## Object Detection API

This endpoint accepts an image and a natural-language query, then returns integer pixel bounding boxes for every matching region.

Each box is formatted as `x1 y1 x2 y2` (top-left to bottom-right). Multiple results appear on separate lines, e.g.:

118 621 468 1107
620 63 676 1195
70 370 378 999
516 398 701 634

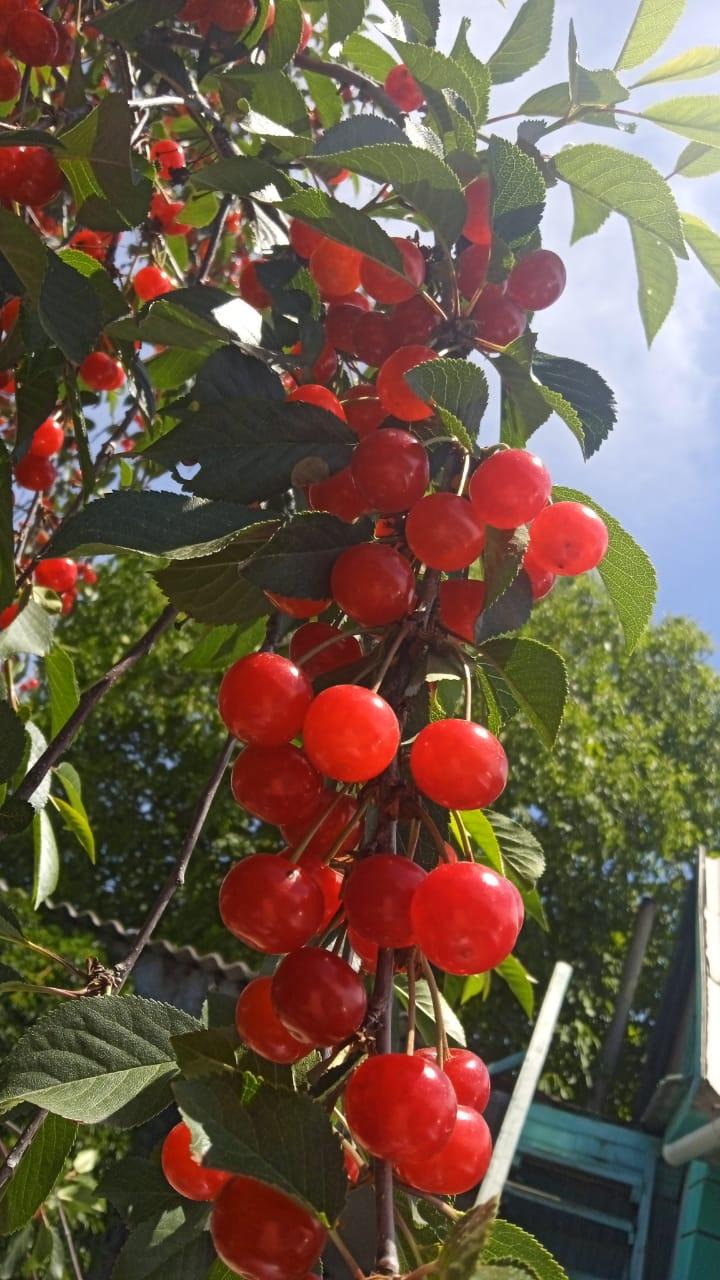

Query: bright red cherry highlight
235 977 311 1064
218 652 313 746
344 1054 457 1162
161 1122 230 1202
469 448 552 529
528 501 609 575
331 543 416 626
410 719 508 809
302 684 400 783
211 1175 326 1280
264 592 331 618
219 854 324 954
272 948 368 1045
412 862 522 974
405 494 486 572
345 854 426 948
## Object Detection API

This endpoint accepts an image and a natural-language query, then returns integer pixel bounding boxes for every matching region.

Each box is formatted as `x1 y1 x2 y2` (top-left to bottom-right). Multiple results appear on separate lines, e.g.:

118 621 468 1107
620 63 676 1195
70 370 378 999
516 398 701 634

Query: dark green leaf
478 636 568 749
495 954 536 1018
450 18 492 128
0 442 13 611
45 647 80 738
59 93 151 230
554 144 685 255
266 0 304 68
482 526 530 609
391 40 487 128
100 1157 181 1226
482 1219 570 1280
474 573 533 644
52 492 271 559
0 899 24 942
616 0 687 72
171 1028 238 1078
630 224 678 345
0 702 25 783
407 358 488 441
180 620 267 671
32 809 59 909
242 512 372 598
278 185 402 272
156 539 272 626
0 797 34 839
532 352 617 459
57 248 128 322
489 136 545 243
109 285 264 353
327 0 365 45
488 0 554 85
193 156 293 201
37 252 103 362
192 347 283 406
94 0 182 43
437 1199 498 1279
384 0 440 42
0 1114 77 1236
112 1202 213 1280
487 813 546 885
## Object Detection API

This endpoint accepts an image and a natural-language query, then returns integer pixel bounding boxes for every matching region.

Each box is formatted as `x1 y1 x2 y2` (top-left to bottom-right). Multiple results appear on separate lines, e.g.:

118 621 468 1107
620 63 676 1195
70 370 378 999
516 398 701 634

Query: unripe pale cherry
344 854 427 948
331 543 416 626
231 743 323 825
302 684 400 783
211 1176 326 1280
34 558 78 594
410 719 508 810
384 64 426 112
360 238 425 305
528 501 609 575
508 249 566 311
405 493 486 572
217 652 313 746
219 854 324 953
377 345 438 422
468 448 552 529
161 1122 231 1202
411 862 522 974
395 1105 492 1195
438 578 486 643
272 947 368 1045
415 1047 491 1112
344 1054 457 1162
350 428 429 514
235 977 311 1064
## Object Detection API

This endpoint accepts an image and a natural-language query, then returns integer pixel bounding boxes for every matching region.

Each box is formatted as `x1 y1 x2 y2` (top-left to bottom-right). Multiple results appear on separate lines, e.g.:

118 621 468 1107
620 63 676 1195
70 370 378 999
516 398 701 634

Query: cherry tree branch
0 1109 47 1192
294 52 405 125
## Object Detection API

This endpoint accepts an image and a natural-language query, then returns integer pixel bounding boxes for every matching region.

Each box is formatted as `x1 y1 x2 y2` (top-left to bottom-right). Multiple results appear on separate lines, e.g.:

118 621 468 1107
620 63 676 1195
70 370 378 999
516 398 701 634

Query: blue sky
433 0 720 653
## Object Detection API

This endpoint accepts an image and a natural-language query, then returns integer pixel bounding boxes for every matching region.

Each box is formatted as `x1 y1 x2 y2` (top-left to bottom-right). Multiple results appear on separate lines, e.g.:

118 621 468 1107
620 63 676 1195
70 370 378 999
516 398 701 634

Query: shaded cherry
331 543 416 626
350 428 429 514
508 249 566 311
438 578 486 643
161 1122 230 1202
289 621 363 682
377 345 438 422
235 976 311 1064
344 854 426 948
272 947 367 1045
238 259 271 310
7 11 58 65
353 311 398 366
341 384 386 437
472 284 526 347
396 1106 492 1195
522 547 556 601
282 791 362 859
231 743 323 825
415 1047 491 1113
307 465 368 523
211 1175 326 1280
391 293 441 345
360 238 425 305
457 242 491 299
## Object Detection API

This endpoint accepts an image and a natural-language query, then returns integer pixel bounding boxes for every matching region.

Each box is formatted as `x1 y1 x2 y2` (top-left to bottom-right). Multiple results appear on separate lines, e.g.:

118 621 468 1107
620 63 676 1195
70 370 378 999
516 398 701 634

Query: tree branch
57 1200 85 1280
0 1109 47 1192
372 945 399 1277
195 193 234 284
294 52 405 125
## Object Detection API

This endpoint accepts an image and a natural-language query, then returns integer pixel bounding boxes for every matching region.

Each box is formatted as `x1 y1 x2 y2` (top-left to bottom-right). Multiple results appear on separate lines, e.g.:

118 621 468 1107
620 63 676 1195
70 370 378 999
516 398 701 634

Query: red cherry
218 652 313 746
287 383 346 421
150 192 190 234
211 1176 326 1280
282 791 362 859
161 1122 231 1202
7 11 58 66
469 448 551 529
345 1054 456 1161
238 259 271 310
302 684 400 783
342 385 386 437
298 9 313 50
0 602 19 630
522 547 556 601
472 285 526 347
508 249 566 311
49 21 75 66
345 854 426 948
133 264 174 301
302 340 337 385
415 1047 491 1112
272 948 368 1045
13 148 63 207
396 1105 492 1195
350 428 429 514
231 743 323 825
29 418 63 458
14 454 55 491
299 851 343 930
219 854 324 953
377 345 438 422
235 976 311 1063
0 55 20 100
438 579 486 643
70 230 110 262
348 926 380 973
307 465 368 523
457 243 491 299
309 240 362 298
353 311 397 366
391 293 440 346
528 501 608 575
34 557 77 594
384 64 426 113
343 1147 361 1185
0 295 20 332
410 718 508 809
360 239 425 305
462 176 492 246
264 591 331 618
325 298 369 354
411 862 521 974
79 352 126 392
331 543 416 626
78 563 98 586
289 621 363 682
205 0 256 32
289 218 324 260
405 494 486 572
150 138 185 180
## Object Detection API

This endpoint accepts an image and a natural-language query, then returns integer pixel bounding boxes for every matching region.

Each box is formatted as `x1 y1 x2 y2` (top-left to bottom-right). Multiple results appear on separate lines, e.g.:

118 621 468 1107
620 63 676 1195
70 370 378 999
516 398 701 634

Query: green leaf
554 144 685 255
59 93 151 229
57 247 128 322
632 45 720 86
175 1076 346 1224
487 813 545 885
641 95 720 146
475 573 533 644
193 156 292 202
171 1028 238 1078
112 1203 214 1280
155 539 272 626
0 599 57 660
630 224 678 345
45 647 79 738
0 798 34 839
266 0 304 68
384 0 440 42
32 809 59 909
571 67 629 108
406 358 489 440
242 512 372 599
616 0 687 72
100 1157 181 1227
278 186 402 272
391 40 488 128
218 67 309 135
569 186 611 243
437 1199 498 1279
453 810 504 874
520 81 572 116
673 140 720 178
552 485 657 652
494 954 536 1018
681 211 720 285
0 1114 77 1236
0 899 25 943
180 620 268 672
342 31 397 81
313 118 466 244
49 794 95 863
482 1219 570 1280
394 977 467 1047
0 963 30 994
0 996 200 1127
51 492 271 560
478 637 568 749
450 18 492 128
108 285 264 353
0 442 13 611
302 71 343 128
327 0 365 45
0 702 25 783
482 526 529 609
93 0 182 43
489 135 545 243
488 0 554 85
532 352 617 459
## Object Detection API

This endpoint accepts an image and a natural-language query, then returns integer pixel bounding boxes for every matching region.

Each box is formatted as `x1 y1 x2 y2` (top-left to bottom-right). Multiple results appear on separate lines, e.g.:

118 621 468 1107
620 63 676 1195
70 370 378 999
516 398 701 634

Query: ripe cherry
377 345 438 422
331 543 416 626
272 948 368 1045
309 239 362 298
79 352 126 392
302 684 400 783
508 249 566 311
265 591 331 618
287 383 346 421
412 862 521 973
205 0 257 32
289 622 363 682
472 285 526 347
231 743 323 825
522 547 556 601
299 852 343 930
462 176 492 246
384 64 426 113
150 192 190 234
350 428 429 514
348 926 380 973
345 854 426 948
325 298 368 353
345 1054 456 1162
469 448 551 529
50 21 76 67
211 1175 326 1280
29 418 63 458
307 466 368 523
218 652 313 746
161 1122 231 1202
396 1106 492 1195
457 243 491 299
219 854 324 953
0 602 19 630
0 55 20 101
133 264 174 301
360 238 425 305
342 384 386 437
34 558 77 594
7 11 59 66
282 791 362 859
70 230 110 262
289 218 324 260
438 579 486 643
296 340 337 385
405 494 486 572
9 148 63 206
14 455 55 491
235 976 312 1064
150 138 185 181
391 293 440 346
298 9 313 50
238 259 271 310
528 501 609 575
410 719 508 809
353 311 397 366
415 1047 491 1113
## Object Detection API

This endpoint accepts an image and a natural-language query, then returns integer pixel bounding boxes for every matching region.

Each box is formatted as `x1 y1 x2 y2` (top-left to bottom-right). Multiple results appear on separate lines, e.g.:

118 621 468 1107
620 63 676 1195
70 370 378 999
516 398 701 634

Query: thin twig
195 193 233 284
57 1201 85 1280
294 52 405 125
420 955 449 1068
0 1110 47 1192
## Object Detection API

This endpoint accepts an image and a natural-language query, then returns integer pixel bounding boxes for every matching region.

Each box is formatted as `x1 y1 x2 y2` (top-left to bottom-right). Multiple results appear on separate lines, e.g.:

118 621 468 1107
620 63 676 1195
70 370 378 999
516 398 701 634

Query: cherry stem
462 657 474 721
406 817 421 862
456 450 471 498
405 950 417 1055
287 786 351 864
371 620 413 694
329 1227 366 1280
320 793 374 867
3 936 86 980
451 811 474 862
420 954 450 1069
408 801 452 864
293 627 372 669
395 1205 423 1266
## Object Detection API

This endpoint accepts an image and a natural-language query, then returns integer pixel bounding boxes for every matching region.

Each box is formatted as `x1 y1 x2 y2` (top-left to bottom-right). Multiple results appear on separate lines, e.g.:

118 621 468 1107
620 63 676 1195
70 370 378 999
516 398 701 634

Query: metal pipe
590 896 657 1114
663 1117 720 1167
